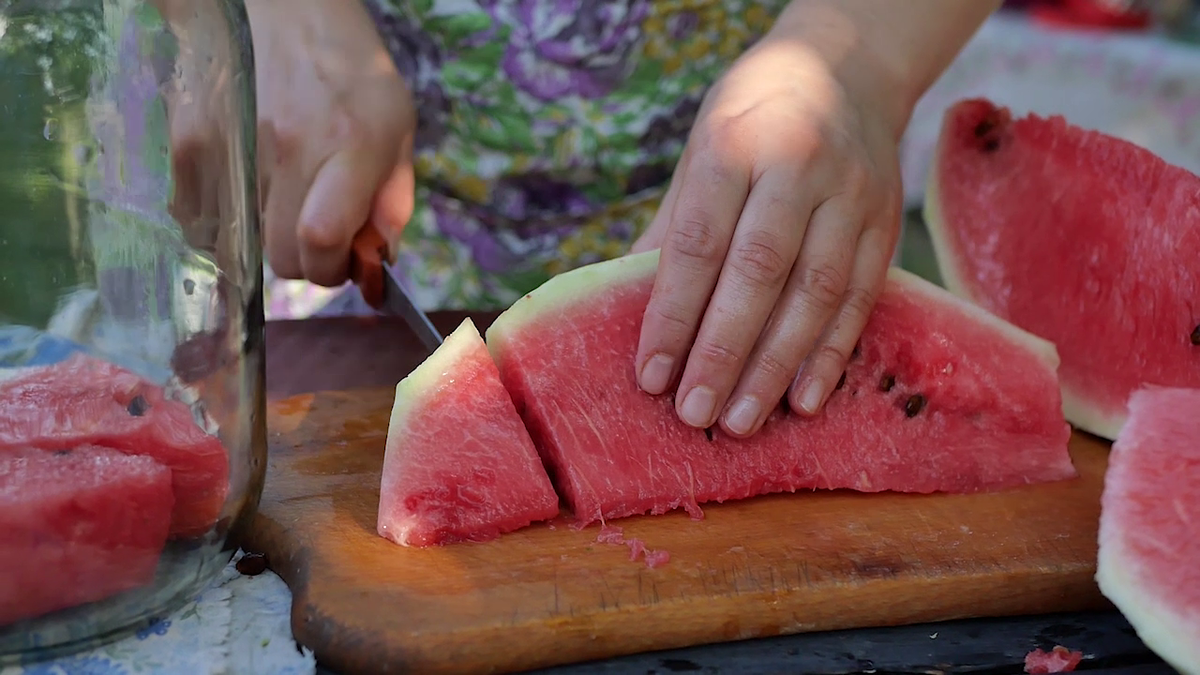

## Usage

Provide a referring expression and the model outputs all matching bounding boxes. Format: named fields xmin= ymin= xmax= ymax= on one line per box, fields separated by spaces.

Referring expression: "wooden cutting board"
xmin=245 ymin=387 xmax=1112 ymax=675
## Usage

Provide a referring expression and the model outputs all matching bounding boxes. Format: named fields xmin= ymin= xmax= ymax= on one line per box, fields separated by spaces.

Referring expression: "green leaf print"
xmin=424 ymin=12 xmax=492 ymax=45
xmin=490 ymin=111 xmax=537 ymax=154
xmin=441 ymin=59 xmax=495 ymax=91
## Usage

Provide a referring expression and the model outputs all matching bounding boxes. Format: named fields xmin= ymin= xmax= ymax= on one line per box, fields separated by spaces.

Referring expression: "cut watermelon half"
xmin=0 ymin=445 xmax=173 ymax=626
xmin=485 ymin=249 xmax=1076 ymax=526
xmin=377 ymin=317 xmax=561 ymax=547
xmin=1096 ymin=386 xmax=1200 ymax=674
xmin=0 ymin=353 xmax=230 ymax=538
xmin=924 ymin=97 xmax=1200 ymax=441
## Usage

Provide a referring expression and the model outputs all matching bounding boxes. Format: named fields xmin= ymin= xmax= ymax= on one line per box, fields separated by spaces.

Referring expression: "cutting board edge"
xmin=251 ymin=524 xmax=1111 ymax=675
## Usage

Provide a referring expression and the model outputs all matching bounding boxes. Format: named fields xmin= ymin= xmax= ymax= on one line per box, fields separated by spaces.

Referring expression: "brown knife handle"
xmin=349 ymin=225 xmax=389 ymax=310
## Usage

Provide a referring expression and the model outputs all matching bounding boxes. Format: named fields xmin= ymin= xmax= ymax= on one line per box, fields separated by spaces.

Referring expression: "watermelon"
xmin=0 ymin=353 xmax=230 ymax=538
xmin=485 ymin=249 xmax=1076 ymax=526
xmin=923 ymin=97 xmax=1200 ymax=441
xmin=377 ymin=317 xmax=560 ymax=547
xmin=1095 ymin=386 xmax=1200 ymax=674
xmin=0 ymin=445 xmax=173 ymax=626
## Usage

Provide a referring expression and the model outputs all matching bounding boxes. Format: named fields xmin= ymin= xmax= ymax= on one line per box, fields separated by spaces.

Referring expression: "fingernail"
xmin=799 ymin=380 xmax=826 ymax=415
xmin=639 ymin=354 xmax=675 ymax=394
xmin=679 ymin=386 xmax=717 ymax=428
xmin=724 ymin=396 xmax=762 ymax=436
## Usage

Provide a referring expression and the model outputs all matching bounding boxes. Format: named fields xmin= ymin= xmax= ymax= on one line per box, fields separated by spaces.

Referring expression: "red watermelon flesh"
xmin=924 ymin=97 xmax=1200 ymax=441
xmin=377 ymin=318 xmax=560 ymax=547
xmin=0 ymin=445 xmax=173 ymax=626
xmin=485 ymin=250 xmax=1076 ymax=526
xmin=0 ymin=353 xmax=229 ymax=538
xmin=1095 ymin=386 xmax=1200 ymax=674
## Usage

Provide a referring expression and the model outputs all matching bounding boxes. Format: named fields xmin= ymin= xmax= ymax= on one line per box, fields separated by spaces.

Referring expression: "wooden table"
xmin=264 ymin=315 xmax=1174 ymax=675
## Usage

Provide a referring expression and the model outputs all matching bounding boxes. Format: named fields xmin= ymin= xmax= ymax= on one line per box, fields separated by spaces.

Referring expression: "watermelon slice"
xmin=0 ymin=353 xmax=230 ymax=538
xmin=0 ymin=445 xmax=173 ymax=626
xmin=923 ymin=97 xmax=1200 ymax=441
xmin=1095 ymin=386 xmax=1200 ymax=673
xmin=377 ymin=318 xmax=560 ymax=547
xmin=485 ymin=249 xmax=1076 ymax=526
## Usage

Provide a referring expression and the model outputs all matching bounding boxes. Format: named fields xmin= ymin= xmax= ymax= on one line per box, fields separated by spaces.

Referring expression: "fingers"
xmin=297 ymin=143 xmax=400 ymax=286
xmin=717 ymin=191 xmax=861 ymax=436
xmin=674 ymin=167 xmax=810 ymax=431
xmin=634 ymin=144 xmax=751 ymax=400
xmin=370 ymin=134 xmax=416 ymax=265
xmin=788 ymin=220 xmax=896 ymax=419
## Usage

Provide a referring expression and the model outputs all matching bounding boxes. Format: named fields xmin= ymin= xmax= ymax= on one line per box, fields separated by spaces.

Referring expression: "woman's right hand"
xmin=167 ymin=0 xmax=417 ymax=285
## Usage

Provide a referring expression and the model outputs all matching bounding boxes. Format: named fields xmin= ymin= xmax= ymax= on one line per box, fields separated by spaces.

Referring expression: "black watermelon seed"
xmin=879 ymin=374 xmax=896 ymax=393
xmin=982 ymin=138 xmax=1000 ymax=152
xmin=904 ymin=394 xmax=926 ymax=418
xmin=53 ymin=449 xmax=72 ymax=456
xmin=126 ymin=395 xmax=149 ymax=417
xmin=973 ymin=119 xmax=995 ymax=138
xmin=703 ymin=426 xmax=714 ymax=442
xmin=835 ymin=372 xmax=847 ymax=391
xmin=1191 ymin=324 xmax=1200 ymax=346
xmin=851 ymin=342 xmax=861 ymax=360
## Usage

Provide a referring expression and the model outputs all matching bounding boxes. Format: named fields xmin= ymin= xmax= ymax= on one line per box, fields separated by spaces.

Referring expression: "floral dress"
xmin=263 ymin=0 xmax=791 ymax=319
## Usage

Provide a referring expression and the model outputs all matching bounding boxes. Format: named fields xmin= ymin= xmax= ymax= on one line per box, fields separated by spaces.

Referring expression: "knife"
xmin=349 ymin=225 xmax=444 ymax=353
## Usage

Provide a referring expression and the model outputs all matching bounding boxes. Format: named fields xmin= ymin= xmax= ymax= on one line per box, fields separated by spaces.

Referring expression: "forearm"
xmin=768 ymin=0 xmax=1003 ymax=139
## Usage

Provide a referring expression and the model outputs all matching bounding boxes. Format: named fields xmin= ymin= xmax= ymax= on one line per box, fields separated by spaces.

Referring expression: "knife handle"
xmin=349 ymin=225 xmax=388 ymax=310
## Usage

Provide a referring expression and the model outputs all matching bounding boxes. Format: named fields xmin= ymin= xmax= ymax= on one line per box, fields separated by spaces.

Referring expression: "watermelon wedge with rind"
xmin=0 ymin=445 xmax=173 ymax=626
xmin=0 ymin=353 xmax=230 ymax=538
xmin=486 ymin=249 xmax=1075 ymax=526
xmin=377 ymin=317 xmax=560 ymax=547
xmin=923 ymin=97 xmax=1200 ymax=441
xmin=1095 ymin=386 xmax=1200 ymax=675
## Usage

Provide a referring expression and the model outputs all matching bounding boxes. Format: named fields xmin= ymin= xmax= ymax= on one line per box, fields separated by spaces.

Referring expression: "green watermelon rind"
xmin=486 ymin=248 xmax=1063 ymax=381
xmin=1094 ymin=386 xmax=1200 ymax=675
xmin=921 ymin=109 xmax=1120 ymax=441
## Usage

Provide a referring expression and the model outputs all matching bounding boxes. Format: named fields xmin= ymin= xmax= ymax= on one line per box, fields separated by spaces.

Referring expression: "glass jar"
xmin=0 ymin=0 xmax=264 ymax=662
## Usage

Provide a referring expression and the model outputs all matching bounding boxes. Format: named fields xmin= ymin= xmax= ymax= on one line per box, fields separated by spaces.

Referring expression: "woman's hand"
xmin=166 ymin=0 xmax=416 ymax=285
xmin=247 ymin=0 xmax=416 ymax=286
xmin=630 ymin=19 xmax=906 ymax=438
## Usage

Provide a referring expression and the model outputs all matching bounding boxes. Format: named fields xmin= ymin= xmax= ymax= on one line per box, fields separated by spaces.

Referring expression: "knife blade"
xmin=349 ymin=225 xmax=444 ymax=354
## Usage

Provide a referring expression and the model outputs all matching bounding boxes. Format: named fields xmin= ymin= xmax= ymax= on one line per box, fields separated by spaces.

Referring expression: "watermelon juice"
xmin=0 ymin=0 xmax=265 ymax=662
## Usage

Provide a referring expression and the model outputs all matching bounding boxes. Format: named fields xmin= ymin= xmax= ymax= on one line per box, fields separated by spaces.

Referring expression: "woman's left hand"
xmin=630 ymin=28 xmax=905 ymax=439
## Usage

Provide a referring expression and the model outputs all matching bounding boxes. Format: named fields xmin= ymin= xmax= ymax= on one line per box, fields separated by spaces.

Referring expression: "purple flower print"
xmin=490 ymin=0 xmax=650 ymax=101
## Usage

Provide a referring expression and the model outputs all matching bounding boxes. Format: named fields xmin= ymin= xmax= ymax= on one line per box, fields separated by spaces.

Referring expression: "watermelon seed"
xmin=982 ymin=138 xmax=1000 ymax=152
xmin=973 ymin=119 xmax=995 ymax=138
xmin=703 ymin=426 xmax=714 ymax=442
xmin=879 ymin=374 xmax=896 ymax=392
xmin=126 ymin=395 xmax=149 ymax=417
xmin=851 ymin=343 xmax=861 ymax=360
xmin=1191 ymin=324 xmax=1200 ymax=345
xmin=903 ymin=394 xmax=926 ymax=418
xmin=835 ymin=372 xmax=847 ymax=390
xmin=53 ymin=449 xmax=71 ymax=456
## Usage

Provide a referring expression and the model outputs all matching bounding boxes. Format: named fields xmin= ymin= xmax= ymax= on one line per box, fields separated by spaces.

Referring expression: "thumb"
xmin=297 ymin=146 xmax=394 ymax=287
xmin=629 ymin=161 xmax=684 ymax=255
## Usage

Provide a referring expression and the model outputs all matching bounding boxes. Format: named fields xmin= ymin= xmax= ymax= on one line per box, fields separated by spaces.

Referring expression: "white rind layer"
xmin=921 ymin=116 xmax=1121 ymax=441
xmin=1095 ymin=388 xmax=1200 ymax=675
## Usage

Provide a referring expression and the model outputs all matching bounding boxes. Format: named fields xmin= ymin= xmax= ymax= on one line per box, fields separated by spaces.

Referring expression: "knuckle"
xmin=667 ymin=208 xmax=725 ymax=263
xmin=797 ymin=264 xmax=847 ymax=313
xmin=298 ymin=220 xmax=347 ymax=254
xmin=646 ymin=297 xmax=700 ymax=344
xmin=840 ymin=285 xmax=877 ymax=322
xmin=751 ymin=349 xmax=798 ymax=386
xmin=693 ymin=338 xmax=745 ymax=371
xmin=730 ymin=236 xmax=791 ymax=289
xmin=810 ymin=341 xmax=852 ymax=370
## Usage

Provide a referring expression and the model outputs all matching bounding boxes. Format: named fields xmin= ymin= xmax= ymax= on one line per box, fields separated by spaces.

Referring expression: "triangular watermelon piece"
xmin=1096 ymin=386 xmax=1200 ymax=673
xmin=924 ymin=97 xmax=1200 ymax=441
xmin=485 ymin=249 xmax=1076 ymax=527
xmin=0 ymin=353 xmax=230 ymax=538
xmin=377 ymin=318 xmax=561 ymax=547
xmin=1 ymin=445 xmax=173 ymax=625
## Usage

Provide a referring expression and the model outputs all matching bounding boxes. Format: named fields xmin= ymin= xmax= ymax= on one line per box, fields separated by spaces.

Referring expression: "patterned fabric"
xmin=263 ymin=0 xmax=790 ymax=318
